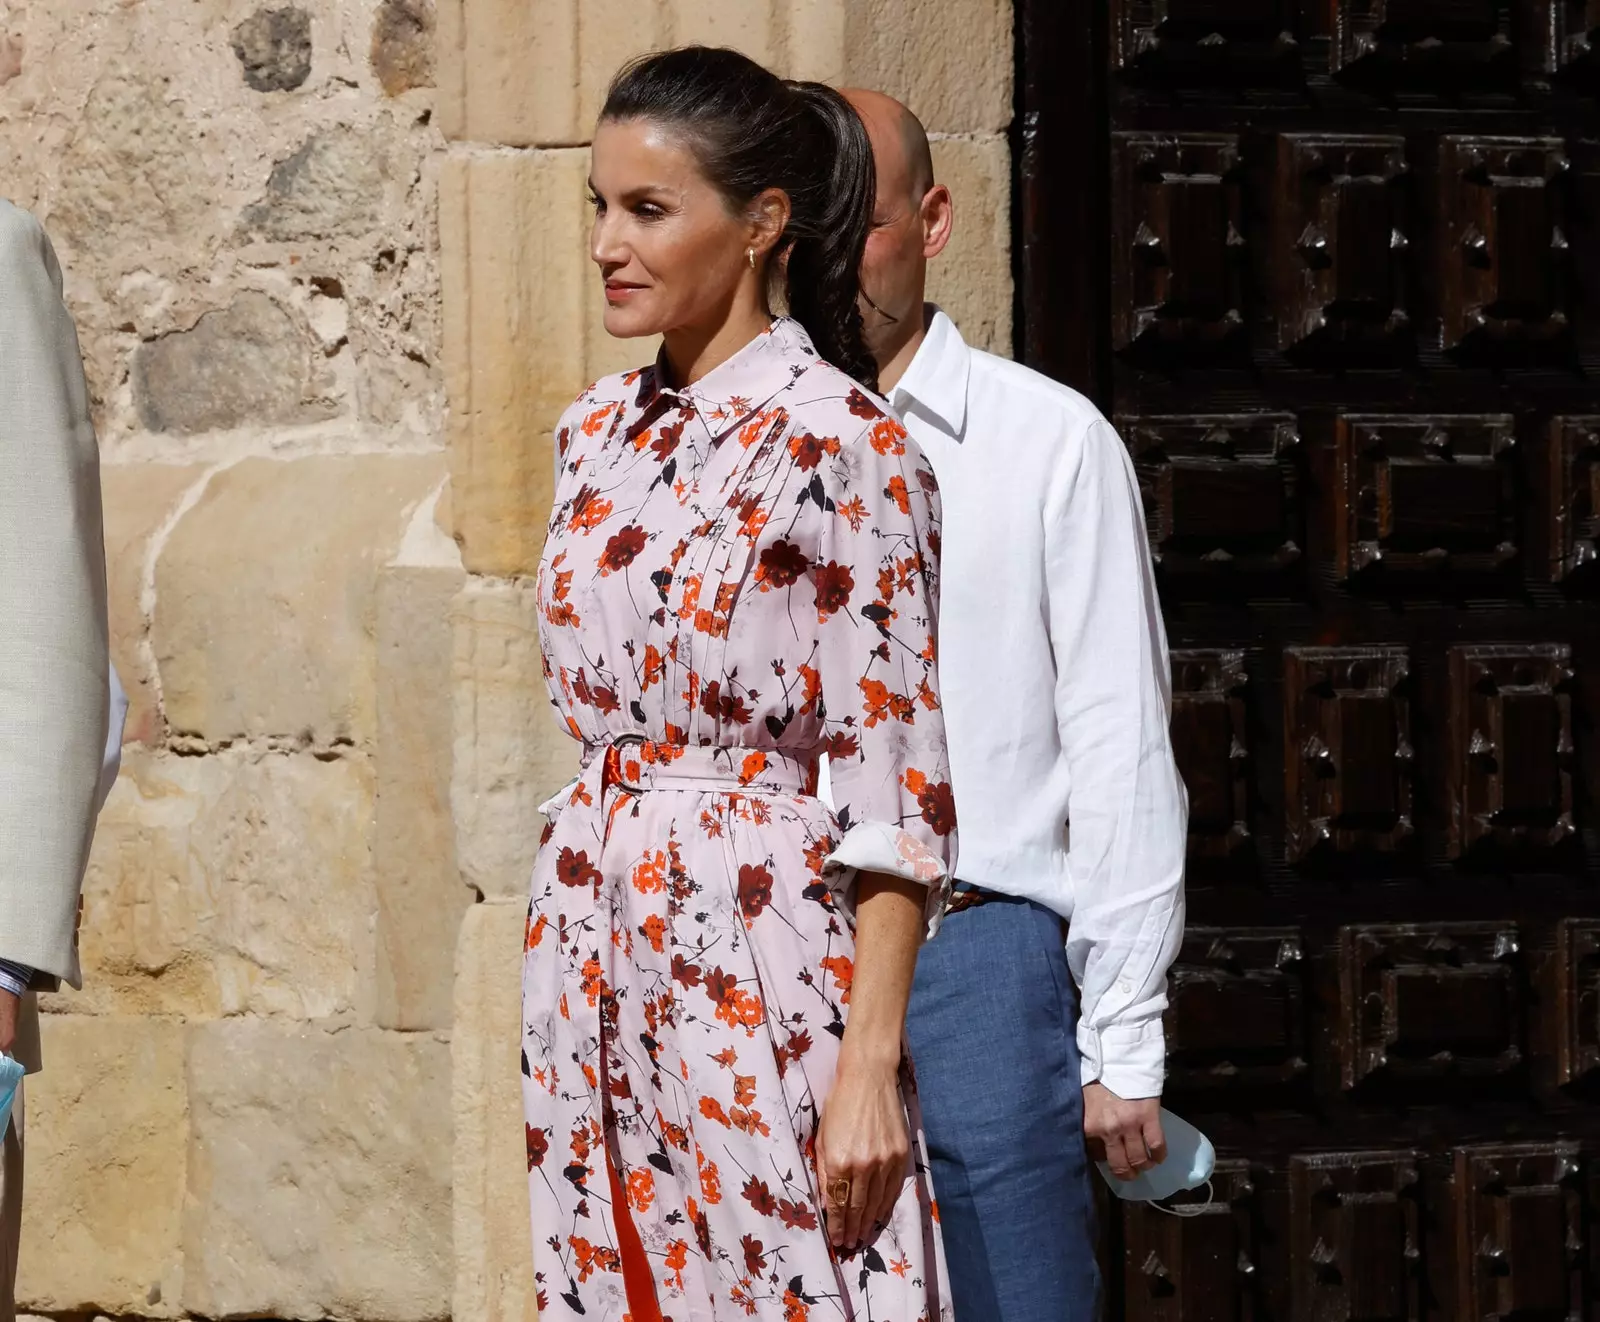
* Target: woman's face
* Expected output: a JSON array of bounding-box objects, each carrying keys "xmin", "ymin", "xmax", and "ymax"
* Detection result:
[{"xmin": 589, "ymin": 117, "xmax": 752, "ymax": 341}]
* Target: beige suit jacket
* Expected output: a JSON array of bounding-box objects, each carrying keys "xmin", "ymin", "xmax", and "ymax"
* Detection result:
[{"xmin": 0, "ymin": 200, "xmax": 108, "ymax": 995}]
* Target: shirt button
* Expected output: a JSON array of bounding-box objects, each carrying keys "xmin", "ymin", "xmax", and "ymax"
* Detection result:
[{"xmin": 1118, "ymin": 980, "xmax": 1133, "ymax": 993}]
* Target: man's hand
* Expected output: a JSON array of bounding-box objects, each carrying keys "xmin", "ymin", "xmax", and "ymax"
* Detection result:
[
  {"xmin": 1083, "ymin": 1081, "xmax": 1165, "ymax": 1180},
  {"xmin": 0, "ymin": 989, "xmax": 18, "ymax": 1056}
]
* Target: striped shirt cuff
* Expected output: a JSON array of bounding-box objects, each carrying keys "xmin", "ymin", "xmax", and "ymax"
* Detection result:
[{"xmin": 0, "ymin": 962, "xmax": 33, "ymax": 999}]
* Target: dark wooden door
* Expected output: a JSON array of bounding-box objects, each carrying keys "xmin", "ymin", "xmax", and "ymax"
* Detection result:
[{"xmin": 1018, "ymin": 4, "xmax": 1600, "ymax": 1318}]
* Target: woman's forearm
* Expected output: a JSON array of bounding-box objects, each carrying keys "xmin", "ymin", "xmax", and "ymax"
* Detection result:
[{"xmin": 839, "ymin": 871, "xmax": 926, "ymax": 1074}]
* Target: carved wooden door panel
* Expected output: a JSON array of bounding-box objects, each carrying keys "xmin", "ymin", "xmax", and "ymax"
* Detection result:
[{"xmin": 1019, "ymin": 2, "xmax": 1600, "ymax": 1316}]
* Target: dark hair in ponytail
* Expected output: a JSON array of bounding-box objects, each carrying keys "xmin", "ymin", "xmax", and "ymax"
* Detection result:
[{"xmin": 600, "ymin": 46, "xmax": 879, "ymax": 392}]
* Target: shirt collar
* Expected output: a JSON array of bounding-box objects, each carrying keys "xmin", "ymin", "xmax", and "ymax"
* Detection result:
[
  {"xmin": 891, "ymin": 305, "xmax": 969, "ymax": 440},
  {"xmin": 635, "ymin": 317, "xmax": 815, "ymax": 437}
]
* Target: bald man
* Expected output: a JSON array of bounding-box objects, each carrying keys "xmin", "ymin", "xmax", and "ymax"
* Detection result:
[{"xmin": 841, "ymin": 90, "xmax": 1188, "ymax": 1321}]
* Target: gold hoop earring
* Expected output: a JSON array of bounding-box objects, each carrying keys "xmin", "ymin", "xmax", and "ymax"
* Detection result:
[{"xmin": 746, "ymin": 247, "xmax": 756, "ymax": 271}]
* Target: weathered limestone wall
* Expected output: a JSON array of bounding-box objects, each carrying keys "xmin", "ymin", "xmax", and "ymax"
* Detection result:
[
  {"xmin": 4, "ymin": 0, "xmax": 459, "ymax": 1314},
  {"xmin": 0, "ymin": 0, "xmax": 1012, "ymax": 1316}
]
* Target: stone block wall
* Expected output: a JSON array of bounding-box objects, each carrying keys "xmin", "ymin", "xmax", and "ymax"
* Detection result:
[
  {"xmin": 5, "ymin": 0, "xmax": 459, "ymax": 1315},
  {"xmin": 0, "ymin": 0, "xmax": 1013, "ymax": 1316}
]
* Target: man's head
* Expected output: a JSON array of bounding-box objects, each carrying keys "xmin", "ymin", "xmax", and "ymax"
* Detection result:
[{"xmin": 841, "ymin": 89, "xmax": 952, "ymax": 375}]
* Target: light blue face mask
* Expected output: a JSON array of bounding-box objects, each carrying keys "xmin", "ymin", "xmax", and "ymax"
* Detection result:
[
  {"xmin": 0, "ymin": 1055, "xmax": 23, "ymax": 1139},
  {"xmin": 1095, "ymin": 1108, "xmax": 1215, "ymax": 1214}
]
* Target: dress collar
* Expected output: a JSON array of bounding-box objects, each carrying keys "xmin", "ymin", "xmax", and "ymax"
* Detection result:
[
  {"xmin": 891, "ymin": 305, "xmax": 969, "ymax": 440},
  {"xmin": 635, "ymin": 317, "xmax": 816, "ymax": 438}
]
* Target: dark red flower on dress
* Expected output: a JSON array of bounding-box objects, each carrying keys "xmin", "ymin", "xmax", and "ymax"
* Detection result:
[
  {"xmin": 846, "ymin": 387, "xmax": 879, "ymax": 419},
  {"xmin": 756, "ymin": 539, "xmax": 809, "ymax": 589},
  {"xmin": 652, "ymin": 418, "xmax": 684, "ymax": 462},
  {"xmin": 788, "ymin": 431, "xmax": 826, "ymax": 471},
  {"xmin": 599, "ymin": 524, "xmax": 648, "ymax": 574},
  {"xmin": 813, "ymin": 561, "xmax": 854, "ymax": 618},
  {"xmin": 778, "ymin": 1198, "xmax": 818, "ymax": 1231},
  {"xmin": 823, "ymin": 730, "xmax": 859, "ymax": 761},
  {"xmin": 701, "ymin": 680, "xmax": 753, "ymax": 726},
  {"xmin": 918, "ymin": 780, "xmax": 957, "ymax": 836},
  {"xmin": 742, "ymin": 1233, "xmax": 767, "ymax": 1274},
  {"xmin": 555, "ymin": 847, "xmax": 603, "ymax": 889},
  {"xmin": 527, "ymin": 1125, "xmax": 549, "ymax": 1170},
  {"xmin": 704, "ymin": 966, "xmax": 739, "ymax": 1007},
  {"xmin": 737, "ymin": 864, "xmax": 774, "ymax": 920},
  {"xmin": 671, "ymin": 954, "xmax": 703, "ymax": 989},
  {"xmin": 741, "ymin": 1176, "xmax": 778, "ymax": 1217}
]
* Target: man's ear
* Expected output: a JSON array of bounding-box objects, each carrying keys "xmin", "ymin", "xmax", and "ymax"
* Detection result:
[
  {"xmin": 921, "ymin": 184, "xmax": 953, "ymax": 261},
  {"xmin": 749, "ymin": 187, "xmax": 792, "ymax": 262}
]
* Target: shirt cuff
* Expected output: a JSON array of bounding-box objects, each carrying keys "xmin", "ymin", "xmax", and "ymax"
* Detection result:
[
  {"xmin": 1078, "ymin": 1018, "xmax": 1166, "ymax": 1100},
  {"xmin": 823, "ymin": 822, "xmax": 953, "ymax": 938},
  {"xmin": 0, "ymin": 962, "xmax": 33, "ymax": 999}
]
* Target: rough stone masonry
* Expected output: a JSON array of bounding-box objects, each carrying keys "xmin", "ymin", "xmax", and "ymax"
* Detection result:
[{"xmin": 0, "ymin": 0, "xmax": 1013, "ymax": 1318}]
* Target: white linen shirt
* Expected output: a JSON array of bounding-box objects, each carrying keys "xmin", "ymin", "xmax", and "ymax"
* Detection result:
[{"xmin": 890, "ymin": 307, "xmax": 1187, "ymax": 1099}]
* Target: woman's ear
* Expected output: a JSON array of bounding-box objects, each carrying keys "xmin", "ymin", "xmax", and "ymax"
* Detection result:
[{"xmin": 749, "ymin": 187, "xmax": 792, "ymax": 261}]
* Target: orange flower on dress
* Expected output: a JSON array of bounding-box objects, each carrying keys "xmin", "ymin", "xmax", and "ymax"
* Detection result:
[
  {"xmin": 697, "ymin": 1148, "xmax": 723, "ymax": 1205},
  {"xmin": 885, "ymin": 473, "xmax": 911, "ymax": 515},
  {"xmin": 641, "ymin": 643, "xmax": 665, "ymax": 690},
  {"xmin": 868, "ymin": 416, "xmax": 907, "ymax": 455},
  {"xmin": 580, "ymin": 957, "xmax": 603, "ymax": 1008},
  {"xmin": 568, "ymin": 484, "xmax": 614, "ymax": 533},
  {"xmin": 627, "ymin": 1166, "xmax": 655, "ymax": 1213},
  {"xmin": 819, "ymin": 954, "xmax": 854, "ymax": 1003},
  {"xmin": 860, "ymin": 678, "xmax": 916, "ymax": 729},
  {"xmin": 797, "ymin": 662, "xmax": 822, "ymax": 714},
  {"xmin": 579, "ymin": 400, "xmax": 619, "ymax": 436},
  {"xmin": 677, "ymin": 574, "xmax": 702, "ymax": 620},
  {"xmin": 736, "ymin": 492, "xmax": 770, "ymax": 542},
  {"xmin": 663, "ymin": 1238, "xmax": 689, "ymax": 1291},
  {"xmin": 639, "ymin": 913, "xmax": 666, "ymax": 953},
  {"xmin": 568, "ymin": 1234, "xmax": 620, "ymax": 1283},
  {"xmin": 543, "ymin": 553, "xmax": 580, "ymax": 628},
  {"xmin": 631, "ymin": 850, "xmax": 666, "ymax": 894}
]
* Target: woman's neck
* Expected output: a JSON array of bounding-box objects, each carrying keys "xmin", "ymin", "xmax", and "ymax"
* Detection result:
[{"xmin": 661, "ymin": 300, "xmax": 775, "ymax": 389}]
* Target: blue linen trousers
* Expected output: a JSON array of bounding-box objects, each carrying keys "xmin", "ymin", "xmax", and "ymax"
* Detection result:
[{"xmin": 906, "ymin": 890, "xmax": 1101, "ymax": 1321}]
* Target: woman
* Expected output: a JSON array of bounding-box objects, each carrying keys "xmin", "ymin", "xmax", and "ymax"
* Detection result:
[{"xmin": 525, "ymin": 46, "xmax": 955, "ymax": 1322}]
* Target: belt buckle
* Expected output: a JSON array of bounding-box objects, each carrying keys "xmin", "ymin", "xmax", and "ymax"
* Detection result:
[{"xmin": 611, "ymin": 731, "xmax": 647, "ymax": 795}]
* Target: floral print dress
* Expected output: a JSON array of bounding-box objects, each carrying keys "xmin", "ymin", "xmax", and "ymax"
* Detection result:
[{"xmin": 525, "ymin": 318, "xmax": 957, "ymax": 1322}]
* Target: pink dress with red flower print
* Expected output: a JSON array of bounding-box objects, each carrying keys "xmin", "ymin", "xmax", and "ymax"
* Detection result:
[{"xmin": 525, "ymin": 318, "xmax": 956, "ymax": 1322}]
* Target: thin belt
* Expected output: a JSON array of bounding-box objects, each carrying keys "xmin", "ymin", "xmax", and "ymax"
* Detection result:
[
  {"xmin": 586, "ymin": 732, "xmax": 820, "ymax": 799},
  {"xmin": 944, "ymin": 883, "xmax": 1032, "ymax": 915}
]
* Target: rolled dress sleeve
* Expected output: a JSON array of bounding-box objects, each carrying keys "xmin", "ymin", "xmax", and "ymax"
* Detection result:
[{"xmin": 816, "ymin": 410, "xmax": 956, "ymax": 934}]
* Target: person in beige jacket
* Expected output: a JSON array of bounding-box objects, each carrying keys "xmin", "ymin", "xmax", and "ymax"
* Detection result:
[{"xmin": 0, "ymin": 199, "xmax": 120, "ymax": 1315}]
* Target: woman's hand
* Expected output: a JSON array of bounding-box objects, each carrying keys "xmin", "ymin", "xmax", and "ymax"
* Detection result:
[{"xmin": 816, "ymin": 1055, "xmax": 910, "ymax": 1253}]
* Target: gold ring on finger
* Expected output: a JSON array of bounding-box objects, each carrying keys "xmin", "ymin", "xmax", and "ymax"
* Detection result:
[{"xmin": 827, "ymin": 1176, "xmax": 851, "ymax": 1206}]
